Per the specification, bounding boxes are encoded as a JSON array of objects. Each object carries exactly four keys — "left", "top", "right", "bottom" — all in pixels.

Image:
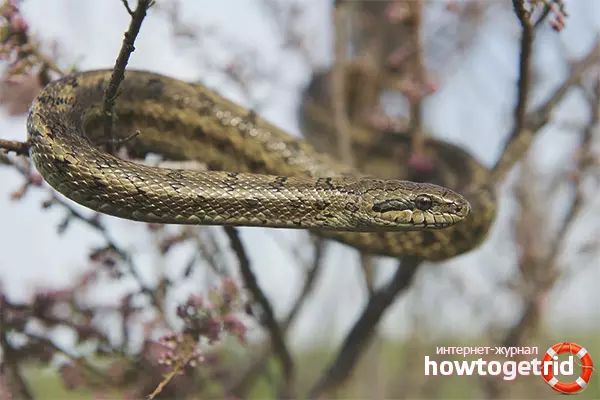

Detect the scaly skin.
[
  {"left": 299, "top": 68, "right": 500, "bottom": 261},
  {"left": 27, "top": 70, "right": 470, "bottom": 258}
]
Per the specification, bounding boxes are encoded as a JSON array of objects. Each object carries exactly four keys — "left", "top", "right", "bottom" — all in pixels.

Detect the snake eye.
[{"left": 415, "top": 194, "right": 432, "bottom": 211}]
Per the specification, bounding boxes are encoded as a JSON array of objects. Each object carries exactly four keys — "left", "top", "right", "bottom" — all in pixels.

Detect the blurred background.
[{"left": 0, "top": 0, "right": 599, "bottom": 398}]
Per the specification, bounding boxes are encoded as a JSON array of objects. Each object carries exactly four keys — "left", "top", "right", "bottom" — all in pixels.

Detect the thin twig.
[
  {"left": 29, "top": 45, "right": 66, "bottom": 77},
  {"left": 47, "top": 194, "right": 158, "bottom": 300},
  {"left": 223, "top": 226, "right": 295, "bottom": 399},
  {"left": 529, "top": 37, "right": 600, "bottom": 132},
  {"left": 546, "top": 63, "right": 599, "bottom": 261},
  {"left": 0, "top": 331, "right": 34, "bottom": 400},
  {"left": 408, "top": 0, "right": 426, "bottom": 156},
  {"left": 0, "top": 153, "right": 162, "bottom": 310},
  {"left": 0, "top": 139, "right": 28, "bottom": 155},
  {"left": 533, "top": 1, "right": 553, "bottom": 29},
  {"left": 308, "top": 257, "right": 423, "bottom": 398},
  {"left": 359, "top": 253, "right": 375, "bottom": 296},
  {"left": 25, "top": 332, "right": 112, "bottom": 383},
  {"left": 103, "top": 0, "right": 153, "bottom": 154},
  {"left": 147, "top": 336, "right": 197, "bottom": 400},
  {"left": 491, "top": 37, "right": 600, "bottom": 180},
  {"left": 282, "top": 239, "right": 327, "bottom": 328},
  {"left": 511, "top": 0, "right": 534, "bottom": 149},
  {"left": 485, "top": 47, "right": 599, "bottom": 399},
  {"left": 484, "top": 113, "right": 597, "bottom": 398},
  {"left": 227, "top": 239, "right": 326, "bottom": 397},
  {"left": 331, "top": 1, "right": 355, "bottom": 166},
  {"left": 488, "top": 0, "right": 536, "bottom": 181}
]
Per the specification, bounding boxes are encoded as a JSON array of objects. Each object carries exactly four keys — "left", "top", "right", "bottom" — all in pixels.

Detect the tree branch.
[
  {"left": 223, "top": 226, "right": 295, "bottom": 399},
  {"left": 0, "top": 139, "right": 28, "bottom": 155},
  {"left": 511, "top": 0, "right": 535, "bottom": 147},
  {"left": 407, "top": 0, "right": 426, "bottom": 156},
  {"left": 308, "top": 257, "right": 422, "bottom": 398},
  {"left": 227, "top": 239, "right": 326, "bottom": 397},
  {"left": 331, "top": 1, "right": 355, "bottom": 167},
  {"left": 0, "top": 331, "right": 33, "bottom": 400},
  {"left": 491, "top": 36, "right": 600, "bottom": 181},
  {"left": 103, "top": 0, "right": 153, "bottom": 154}
]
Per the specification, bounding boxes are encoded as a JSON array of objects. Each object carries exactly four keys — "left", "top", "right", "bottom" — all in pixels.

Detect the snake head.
[{"left": 360, "top": 180, "right": 471, "bottom": 230}]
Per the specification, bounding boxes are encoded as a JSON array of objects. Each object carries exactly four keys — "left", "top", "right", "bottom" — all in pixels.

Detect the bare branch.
[
  {"left": 0, "top": 139, "right": 28, "bottom": 155},
  {"left": 227, "top": 239, "right": 326, "bottom": 397},
  {"left": 511, "top": 0, "right": 535, "bottom": 148},
  {"left": 309, "top": 257, "right": 422, "bottom": 398},
  {"left": 45, "top": 194, "right": 161, "bottom": 301},
  {"left": 103, "top": 0, "right": 153, "bottom": 154},
  {"left": 407, "top": 0, "right": 426, "bottom": 156},
  {"left": 492, "top": 37, "right": 600, "bottom": 181},
  {"left": 1, "top": 152, "right": 162, "bottom": 311},
  {"left": 223, "top": 226, "right": 295, "bottom": 398},
  {"left": 484, "top": 35, "right": 598, "bottom": 399},
  {"left": 331, "top": 1, "right": 355, "bottom": 167},
  {"left": 0, "top": 331, "right": 34, "bottom": 400}
]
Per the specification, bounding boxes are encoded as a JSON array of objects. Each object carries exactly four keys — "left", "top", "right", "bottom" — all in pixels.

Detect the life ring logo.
[{"left": 542, "top": 342, "right": 594, "bottom": 395}]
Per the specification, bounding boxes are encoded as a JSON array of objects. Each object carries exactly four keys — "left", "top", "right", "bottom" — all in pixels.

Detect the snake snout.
[{"left": 456, "top": 200, "right": 471, "bottom": 219}]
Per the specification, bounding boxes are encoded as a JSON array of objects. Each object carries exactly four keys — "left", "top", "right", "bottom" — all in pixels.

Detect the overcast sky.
[{"left": 0, "top": 0, "right": 598, "bottom": 348}]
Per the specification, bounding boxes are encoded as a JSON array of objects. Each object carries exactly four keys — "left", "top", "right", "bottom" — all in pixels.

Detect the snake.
[
  {"left": 298, "top": 67, "right": 500, "bottom": 262},
  {"left": 26, "top": 69, "right": 472, "bottom": 260}
]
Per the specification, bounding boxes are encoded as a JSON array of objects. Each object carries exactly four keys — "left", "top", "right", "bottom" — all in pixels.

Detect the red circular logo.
[{"left": 542, "top": 342, "right": 594, "bottom": 394}]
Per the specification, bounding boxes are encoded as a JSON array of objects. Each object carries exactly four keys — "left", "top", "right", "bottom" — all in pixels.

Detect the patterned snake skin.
[{"left": 26, "top": 70, "right": 473, "bottom": 261}]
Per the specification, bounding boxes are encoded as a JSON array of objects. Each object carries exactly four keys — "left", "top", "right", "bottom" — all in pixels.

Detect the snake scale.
[
  {"left": 299, "top": 69, "right": 499, "bottom": 262},
  {"left": 26, "top": 69, "right": 485, "bottom": 262}
]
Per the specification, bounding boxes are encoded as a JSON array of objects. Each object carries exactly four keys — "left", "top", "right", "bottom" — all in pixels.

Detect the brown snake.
[
  {"left": 299, "top": 69, "right": 500, "bottom": 261},
  {"left": 27, "top": 70, "right": 471, "bottom": 258}
]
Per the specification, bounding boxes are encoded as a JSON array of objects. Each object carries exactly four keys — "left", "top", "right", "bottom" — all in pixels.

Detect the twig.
[
  {"left": 407, "top": 0, "right": 426, "bottom": 156},
  {"left": 491, "top": 37, "right": 600, "bottom": 181},
  {"left": 511, "top": 0, "right": 535, "bottom": 150},
  {"left": 176, "top": 227, "right": 230, "bottom": 277},
  {"left": 47, "top": 195, "right": 158, "bottom": 298},
  {"left": 227, "top": 239, "right": 326, "bottom": 397},
  {"left": 359, "top": 253, "right": 375, "bottom": 296},
  {"left": 259, "top": 0, "right": 314, "bottom": 64},
  {"left": 0, "top": 139, "right": 28, "bottom": 155},
  {"left": 282, "top": 239, "right": 327, "bottom": 328},
  {"left": 29, "top": 45, "right": 65, "bottom": 77},
  {"left": 546, "top": 61, "right": 598, "bottom": 261},
  {"left": 103, "top": 0, "right": 153, "bottom": 154},
  {"left": 488, "top": 0, "right": 536, "bottom": 182},
  {"left": 25, "top": 332, "right": 111, "bottom": 383},
  {"left": 0, "top": 331, "right": 34, "bottom": 400},
  {"left": 308, "top": 257, "right": 423, "bottom": 398},
  {"left": 331, "top": 1, "right": 355, "bottom": 166},
  {"left": 223, "top": 226, "right": 295, "bottom": 399},
  {"left": 147, "top": 337, "right": 196, "bottom": 400},
  {"left": 529, "top": 39, "right": 599, "bottom": 129},
  {"left": 0, "top": 152, "right": 162, "bottom": 311},
  {"left": 147, "top": 367, "right": 181, "bottom": 400},
  {"left": 533, "top": 1, "right": 553, "bottom": 29},
  {"left": 483, "top": 130, "right": 595, "bottom": 399},
  {"left": 485, "top": 49, "right": 599, "bottom": 399}
]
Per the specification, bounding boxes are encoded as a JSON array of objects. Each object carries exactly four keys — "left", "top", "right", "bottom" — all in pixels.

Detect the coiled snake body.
[
  {"left": 27, "top": 70, "right": 481, "bottom": 261},
  {"left": 299, "top": 69, "right": 499, "bottom": 262}
]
